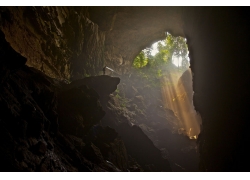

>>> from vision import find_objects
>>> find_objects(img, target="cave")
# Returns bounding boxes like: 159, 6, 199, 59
128, 35, 201, 171
0, 6, 250, 172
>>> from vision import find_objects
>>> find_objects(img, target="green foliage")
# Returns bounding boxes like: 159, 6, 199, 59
84, 73, 90, 77
133, 33, 189, 69
165, 34, 189, 70
166, 34, 188, 59
114, 89, 130, 108
115, 89, 120, 94
132, 33, 189, 84
157, 69, 163, 77
133, 51, 148, 68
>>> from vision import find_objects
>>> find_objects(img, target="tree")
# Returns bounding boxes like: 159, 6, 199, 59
132, 51, 148, 68
133, 33, 189, 70
132, 33, 189, 85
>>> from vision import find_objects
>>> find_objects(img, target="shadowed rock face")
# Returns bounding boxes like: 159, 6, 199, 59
0, 7, 105, 80
0, 30, 27, 83
1, 6, 250, 171
65, 75, 120, 104
115, 123, 172, 172
70, 74, 172, 171
0, 31, 133, 171
182, 7, 250, 171
58, 75, 120, 137
0, 7, 183, 79
0, 31, 170, 171
58, 85, 106, 137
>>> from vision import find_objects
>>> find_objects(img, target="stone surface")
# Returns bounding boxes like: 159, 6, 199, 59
1, 6, 250, 171
105, 70, 199, 171
0, 7, 183, 80
58, 84, 105, 137
0, 32, 133, 171
182, 7, 250, 171
0, 7, 105, 80
69, 73, 172, 171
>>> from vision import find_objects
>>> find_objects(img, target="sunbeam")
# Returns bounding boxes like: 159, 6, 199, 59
161, 68, 201, 138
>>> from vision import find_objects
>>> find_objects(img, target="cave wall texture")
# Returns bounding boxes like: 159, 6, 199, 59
0, 7, 183, 80
1, 6, 250, 171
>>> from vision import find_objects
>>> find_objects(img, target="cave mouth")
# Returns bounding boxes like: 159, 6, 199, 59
1, 6, 250, 172
111, 33, 202, 171
132, 32, 201, 139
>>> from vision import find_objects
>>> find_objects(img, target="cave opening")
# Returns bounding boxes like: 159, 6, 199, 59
109, 33, 202, 171
1, 6, 250, 173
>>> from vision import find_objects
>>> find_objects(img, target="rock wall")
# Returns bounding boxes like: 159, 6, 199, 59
105, 70, 199, 171
182, 7, 250, 171
89, 7, 184, 74
1, 6, 250, 171
0, 7, 105, 80
73, 73, 172, 171
0, 31, 132, 171
0, 7, 183, 80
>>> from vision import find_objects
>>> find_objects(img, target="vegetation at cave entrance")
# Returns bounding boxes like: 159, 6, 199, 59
132, 33, 190, 83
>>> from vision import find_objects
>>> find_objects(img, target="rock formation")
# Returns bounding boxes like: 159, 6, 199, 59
0, 30, 130, 171
0, 28, 172, 171
1, 6, 250, 171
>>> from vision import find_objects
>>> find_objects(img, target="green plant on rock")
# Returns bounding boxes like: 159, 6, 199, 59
114, 88, 130, 108
133, 51, 148, 68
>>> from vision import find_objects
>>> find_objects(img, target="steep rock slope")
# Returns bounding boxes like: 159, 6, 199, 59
0, 31, 131, 171
68, 74, 172, 171
104, 70, 199, 171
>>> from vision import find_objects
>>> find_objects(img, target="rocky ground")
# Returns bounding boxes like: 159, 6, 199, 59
0, 30, 172, 172
104, 69, 200, 171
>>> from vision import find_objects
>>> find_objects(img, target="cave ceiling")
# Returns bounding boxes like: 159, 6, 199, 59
0, 6, 184, 80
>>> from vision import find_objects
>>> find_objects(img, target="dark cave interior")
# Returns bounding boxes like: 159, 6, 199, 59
0, 6, 250, 172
